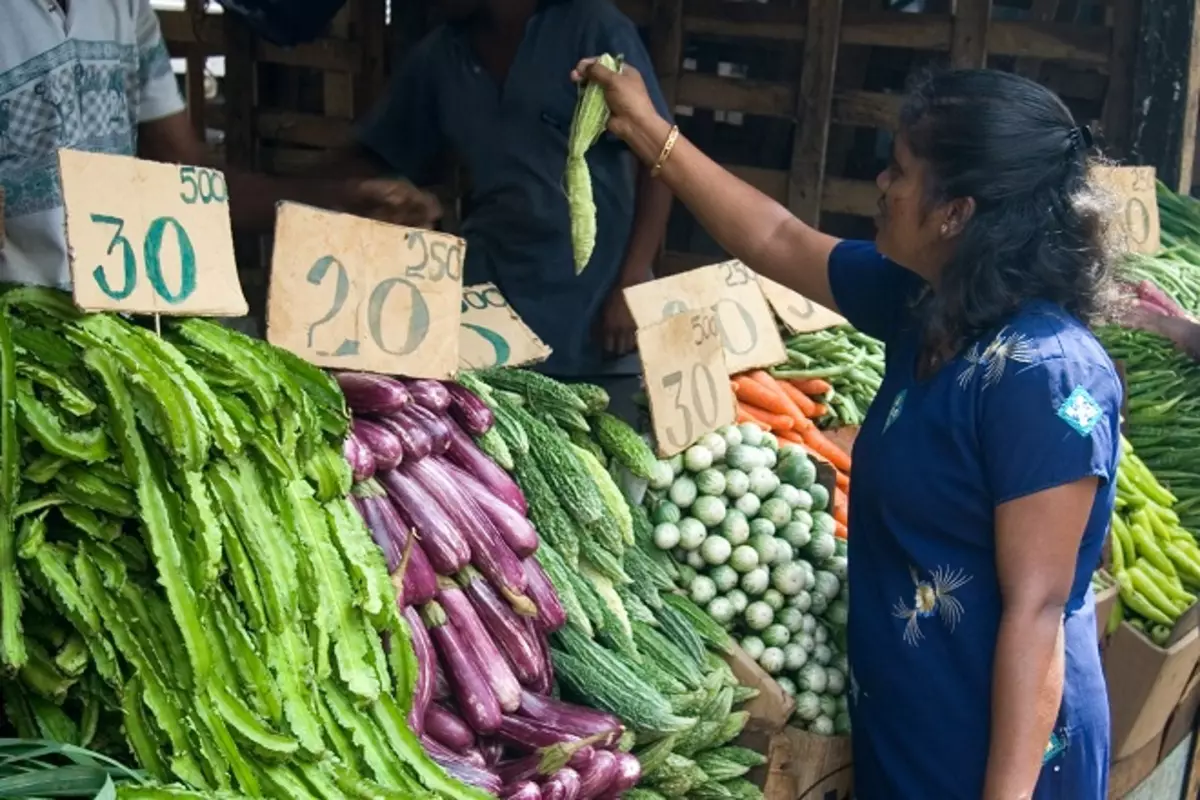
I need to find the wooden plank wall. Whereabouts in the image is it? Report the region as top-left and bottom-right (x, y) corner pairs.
(612, 0), (1142, 274)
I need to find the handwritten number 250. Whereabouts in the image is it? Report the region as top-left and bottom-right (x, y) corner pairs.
(662, 363), (720, 449)
(91, 214), (197, 304)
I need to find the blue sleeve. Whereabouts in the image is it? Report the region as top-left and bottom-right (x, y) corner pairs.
(980, 353), (1121, 505)
(585, 6), (673, 123)
(357, 41), (443, 185)
(828, 240), (925, 342)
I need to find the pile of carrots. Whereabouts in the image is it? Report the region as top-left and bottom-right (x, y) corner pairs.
(732, 370), (850, 538)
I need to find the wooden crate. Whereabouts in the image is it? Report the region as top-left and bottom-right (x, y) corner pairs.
(614, 0), (1143, 271)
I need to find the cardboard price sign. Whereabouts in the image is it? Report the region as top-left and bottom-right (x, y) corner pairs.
(757, 274), (847, 333)
(458, 283), (551, 369)
(624, 262), (786, 374)
(58, 149), (247, 316)
(1093, 165), (1161, 255)
(267, 203), (463, 379)
(638, 309), (735, 457)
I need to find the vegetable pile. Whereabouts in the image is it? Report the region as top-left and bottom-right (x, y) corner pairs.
(1108, 437), (1200, 642)
(643, 423), (850, 736)
(768, 326), (884, 429)
(0, 289), (477, 799)
(465, 368), (772, 799)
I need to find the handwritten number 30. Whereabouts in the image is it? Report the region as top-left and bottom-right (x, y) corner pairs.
(662, 363), (720, 449)
(92, 214), (197, 304)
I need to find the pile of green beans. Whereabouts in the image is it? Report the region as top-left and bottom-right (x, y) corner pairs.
(769, 325), (884, 428)
(1100, 325), (1200, 532)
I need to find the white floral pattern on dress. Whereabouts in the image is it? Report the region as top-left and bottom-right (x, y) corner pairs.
(1057, 385), (1105, 436)
(883, 389), (906, 434)
(892, 565), (973, 647)
(956, 327), (1035, 390)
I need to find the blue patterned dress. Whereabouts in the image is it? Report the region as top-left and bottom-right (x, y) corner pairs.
(828, 241), (1117, 799)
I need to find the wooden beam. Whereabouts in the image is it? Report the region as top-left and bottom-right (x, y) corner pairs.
(1013, 0), (1063, 79)
(675, 73), (794, 117)
(831, 90), (903, 130)
(255, 111), (355, 149)
(950, 0), (993, 69)
(842, 12), (951, 49)
(789, 0), (844, 224)
(821, 178), (878, 217)
(1130, 0), (1200, 191)
(988, 20), (1110, 68)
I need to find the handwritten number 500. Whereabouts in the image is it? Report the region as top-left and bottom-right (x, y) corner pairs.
(92, 214), (197, 304)
(662, 363), (720, 449)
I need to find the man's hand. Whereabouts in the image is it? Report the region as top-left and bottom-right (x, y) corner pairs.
(598, 270), (651, 357)
(344, 178), (442, 229)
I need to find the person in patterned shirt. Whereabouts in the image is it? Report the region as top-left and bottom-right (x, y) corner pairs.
(0, 0), (440, 289)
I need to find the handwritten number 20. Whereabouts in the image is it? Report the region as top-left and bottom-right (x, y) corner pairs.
(306, 255), (431, 358)
(662, 363), (720, 449)
(91, 214), (197, 304)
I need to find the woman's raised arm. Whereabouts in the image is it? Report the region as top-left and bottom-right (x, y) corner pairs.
(576, 59), (842, 310)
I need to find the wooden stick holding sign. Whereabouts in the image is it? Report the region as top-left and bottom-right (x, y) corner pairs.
(58, 149), (247, 316)
(458, 283), (551, 370)
(638, 308), (736, 457)
(1091, 165), (1161, 255)
(267, 202), (464, 379)
(624, 262), (786, 374)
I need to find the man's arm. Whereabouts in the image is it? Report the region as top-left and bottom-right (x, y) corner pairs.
(137, 115), (440, 232)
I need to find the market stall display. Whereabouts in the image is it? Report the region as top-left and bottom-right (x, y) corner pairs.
(768, 327), (884, 430)
(0, 289), (480, 799)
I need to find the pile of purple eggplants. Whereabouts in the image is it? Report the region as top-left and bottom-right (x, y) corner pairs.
(339, 372), (642, 799)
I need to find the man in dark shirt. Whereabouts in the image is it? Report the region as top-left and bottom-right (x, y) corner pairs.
(359, 0), (673, 415)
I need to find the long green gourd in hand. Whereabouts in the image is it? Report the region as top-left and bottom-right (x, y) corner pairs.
(566, 53), (623, 274)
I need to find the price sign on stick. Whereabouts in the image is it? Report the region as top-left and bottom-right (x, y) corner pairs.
(58, 149), (247, 315)
(459, 283), (552, 369)
(1092, 165), (1160, 255)
(267, 202), (464, 379)
(756, 274), (847, 333)
(624, 262), (786, 374)
(639, 309), (736, 457)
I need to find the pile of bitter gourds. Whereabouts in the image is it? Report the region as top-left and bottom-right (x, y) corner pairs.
(0, 287), (483, 799)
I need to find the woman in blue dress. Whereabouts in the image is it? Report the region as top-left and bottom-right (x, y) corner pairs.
(575, 62), (1119, 799)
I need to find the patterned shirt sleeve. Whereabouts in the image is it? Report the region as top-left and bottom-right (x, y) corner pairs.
(827, 240), (926, 343)
(134, 0), (185, 122)
(980, 351), (1121, 505)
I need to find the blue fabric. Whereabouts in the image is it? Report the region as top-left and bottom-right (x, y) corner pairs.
(828, 240), (1117, 799)
(359, 0), (671, 377)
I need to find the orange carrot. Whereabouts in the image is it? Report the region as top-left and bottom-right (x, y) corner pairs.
(777, 378), (822, 420)
(732, 376), (793, 417)
(738, 403), (795, 432)
(835, 470), (850, 492)
(810, 403), (829, 418)
(801, 426), (852, 473)
(792, 378), (833, 396)
(777, 429), (807, 446)
(735, 408), (771, 430)
(834, 519), (849, 539)
(832, 489), (849, 526)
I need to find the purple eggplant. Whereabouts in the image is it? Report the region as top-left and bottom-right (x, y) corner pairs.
(496, 737), (601, 787)
(404, 403), (453, 454)
(403, 606), (436, 736)
(336, 372), (411, 414)
(353, 418), (404, 471)
(425, 702), (477, 750)
(528, 621), (554, 695)
(503, 781), (542, 800)
(523, 559), (566, 632)
(373, 493), (438, 605)
(343, 433), (375, 482)
(516, 691), (623, 745)
(378, 413), (433, 462)
(442, 455), (538, 557)
(577, 750), (617, 800)
(404, 458), (530, 604)
(608, 753), (641, 793)
(432, 657), (450, 701)
(499, 714), (581, 751)
(567, 746), (595, 773)
(457, 566), (543, 682)
(438, 578), (522, 713)
(424, 739), (503, 793)
(443, 429), (528, 515)
(404, 378), (453, 413)
(543, 767), (581, 800)
(420, 601), (502, 734)
(378, 469), (470, 574)
(480, 738), (506, 767)
(446, 382), (495, 435)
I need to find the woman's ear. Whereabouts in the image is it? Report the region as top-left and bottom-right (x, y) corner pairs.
(940, 197), (977, 238)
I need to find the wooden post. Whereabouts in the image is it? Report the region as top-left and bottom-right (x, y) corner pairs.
(184, 0), (208, 139)
(950, 0), (992, 70)
(788, 0), (843, 226)
(1102, 0), (1140, 160)
(1130, 0), (1200, 192)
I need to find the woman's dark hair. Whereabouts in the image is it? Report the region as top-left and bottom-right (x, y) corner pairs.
(899, 69), (1119, 357)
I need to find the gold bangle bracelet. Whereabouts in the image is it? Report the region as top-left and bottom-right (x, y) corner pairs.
(651, 125), (680, 178)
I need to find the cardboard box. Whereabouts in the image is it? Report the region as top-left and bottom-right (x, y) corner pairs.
(722, 644), (795, 736)
(1105, 622), (1200, 760)
(1095, 572), (1119, 647)
(761, 727), (853, 800)
(1108, 731), (1162, 799)
(1158, 662), (1200, 762)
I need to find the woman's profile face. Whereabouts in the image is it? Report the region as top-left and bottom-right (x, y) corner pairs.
(874, 134), (950, 280)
